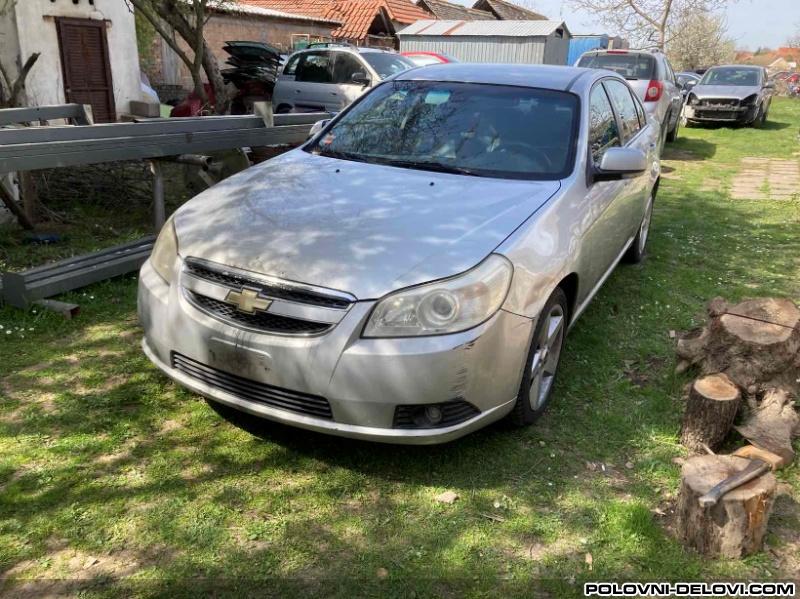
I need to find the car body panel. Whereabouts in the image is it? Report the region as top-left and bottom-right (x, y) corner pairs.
(140, 64), (661, 443)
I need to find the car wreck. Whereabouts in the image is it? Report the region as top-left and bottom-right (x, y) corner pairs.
(682, 65), (775, 128)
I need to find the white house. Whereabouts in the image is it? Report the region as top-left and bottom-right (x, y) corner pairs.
(0, 0), (141, 122)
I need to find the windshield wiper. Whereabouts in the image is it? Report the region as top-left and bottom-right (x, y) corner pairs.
(379, 159), (487, 177)
(312, 148), (370, 163)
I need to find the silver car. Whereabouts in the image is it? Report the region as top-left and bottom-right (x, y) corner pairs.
(576, 49), (682, 148)
(682, 65), (775, 128)
(272, 46), (415, 114)
(139, 64), (660, 444)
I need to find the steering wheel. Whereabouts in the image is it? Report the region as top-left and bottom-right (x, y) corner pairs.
(498, 142), (554, 171)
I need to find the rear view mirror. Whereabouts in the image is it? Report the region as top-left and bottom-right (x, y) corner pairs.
(351, 72), (371, 87)
(594, 148), (647, 182)
(307, 119), (330, 140)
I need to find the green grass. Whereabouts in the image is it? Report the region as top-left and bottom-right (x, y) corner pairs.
(1, 99), (799, 598)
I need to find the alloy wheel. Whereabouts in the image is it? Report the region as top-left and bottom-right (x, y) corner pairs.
(529, 304), (566, 411)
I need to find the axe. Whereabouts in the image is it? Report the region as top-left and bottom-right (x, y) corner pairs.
(698, 446), (787, 508)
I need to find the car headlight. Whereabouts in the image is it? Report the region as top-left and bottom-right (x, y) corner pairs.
(362, 254), (513, 338)
(150, 215), (179, 284)
(688, 94), (699, 106)
(742, 94), (758, 106)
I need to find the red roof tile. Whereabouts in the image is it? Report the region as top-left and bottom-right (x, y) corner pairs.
(241, 0), (432, 40)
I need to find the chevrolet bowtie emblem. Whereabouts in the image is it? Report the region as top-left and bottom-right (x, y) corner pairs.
(224, 288), (273, 314)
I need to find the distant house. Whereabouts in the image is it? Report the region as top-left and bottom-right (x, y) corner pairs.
(0, 0), (140, 122)
(398, 19), (571, 65)
(417, 0), (495, 21)
(416, 0), (546, 21)
(145, 2), (340, 92)
(471, 0), (547, 20)
(242, 0), (433, 48)
(737, 47), (799, 73)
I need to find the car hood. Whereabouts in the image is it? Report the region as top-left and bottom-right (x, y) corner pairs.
(691, 85), (759, 99)
(173, 151), (560, 299)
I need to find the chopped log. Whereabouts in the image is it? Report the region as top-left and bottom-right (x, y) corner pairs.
(680, 373), (741, 453)
(676, 327), (710, 367)
(735, 388), (800, 465)
(676, 455), (778, 558)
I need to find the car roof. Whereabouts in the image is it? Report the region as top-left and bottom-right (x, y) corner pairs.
(393, 63), (600, 91)
(706, 64), (762, 71)
(582, 49), (661, 59)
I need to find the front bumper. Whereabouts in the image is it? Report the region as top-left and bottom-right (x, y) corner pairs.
(683, 104), (758, 124)
(138, 258), (533, 444)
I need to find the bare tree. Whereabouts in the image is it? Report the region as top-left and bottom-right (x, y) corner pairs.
(666, 8), (736, 70)
(125, 0), (232, 115)
(787, 22), (800, 48)
(0, 0), (40, 109)
(568, 0), (731, 49)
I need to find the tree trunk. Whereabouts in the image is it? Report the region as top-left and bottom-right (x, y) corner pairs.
(675, 455), (777, 558)
(735, 388), (800, 465)
(680, 373), (741, 453)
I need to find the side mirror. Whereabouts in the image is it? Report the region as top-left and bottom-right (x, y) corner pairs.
(307, 119), (330, 140)
(593, 148), (647, 182)
(765, 81), (776, 89)
(351, 71), (371, 87)
(685, 80), (697, 89)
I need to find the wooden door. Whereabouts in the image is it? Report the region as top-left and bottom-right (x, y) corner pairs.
(56, 18), (116, 123)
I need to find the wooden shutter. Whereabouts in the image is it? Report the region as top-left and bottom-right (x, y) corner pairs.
(56, 18), (116, 123)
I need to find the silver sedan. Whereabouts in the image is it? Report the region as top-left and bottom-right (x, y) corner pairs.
(139, 64), (661, 444)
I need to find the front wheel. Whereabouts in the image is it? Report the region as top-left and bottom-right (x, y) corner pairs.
(666, 114), (679, 142)
(624, 192), (655, 264)
(508, 288), (568, 427)
(751, 105), (766, 128)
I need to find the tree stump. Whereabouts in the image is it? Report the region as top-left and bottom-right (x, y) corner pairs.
(676, 455), (778, 558)
(680, 373), (741, 453)
(703, 298), (800, 393)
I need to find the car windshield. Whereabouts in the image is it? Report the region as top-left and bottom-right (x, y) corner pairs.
(361, 53), (415, 79)
(700, 68), (760, 86)
(306, 80), (578, 180)
(577, 53), (655, 80)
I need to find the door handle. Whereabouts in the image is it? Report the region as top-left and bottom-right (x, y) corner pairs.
(330, 92), (338, 96)
(294, 89), (302, 94)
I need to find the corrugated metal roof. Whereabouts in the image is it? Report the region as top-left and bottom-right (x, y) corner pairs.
(397, 19), (570, 37)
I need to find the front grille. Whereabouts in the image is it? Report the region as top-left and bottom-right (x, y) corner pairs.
(701, 98), (740, 108)
(173, 353), (334, 420)
(187, 292), (332, 336)
(185, 261), (352, 310)
(697, 110), (740, 120)
(393, 401), (480, 429)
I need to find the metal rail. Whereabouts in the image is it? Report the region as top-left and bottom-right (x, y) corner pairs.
(0, 103), (94, 126)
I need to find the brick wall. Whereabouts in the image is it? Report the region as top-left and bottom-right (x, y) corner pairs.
(142, 12), (335, 90)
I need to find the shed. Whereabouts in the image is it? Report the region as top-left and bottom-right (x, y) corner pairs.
(567, 34), (609, 66)
(397, 20), (572, 65)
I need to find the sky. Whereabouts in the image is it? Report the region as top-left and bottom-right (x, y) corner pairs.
(450, 0), (800, 50)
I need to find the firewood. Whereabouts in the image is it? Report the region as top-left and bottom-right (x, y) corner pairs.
(735, 388), (800, 464)
(680, 373), (740, 453)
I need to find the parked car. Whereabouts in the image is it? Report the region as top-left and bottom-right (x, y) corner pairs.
(400, 51), (458, 66)
(140, 64), (660, 444)
(272, 46), (415, 113)
(682, 65), (774, 128)
(577, 48), (682, 147)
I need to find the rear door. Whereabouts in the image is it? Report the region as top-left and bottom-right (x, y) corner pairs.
(56, 18), (115, 123)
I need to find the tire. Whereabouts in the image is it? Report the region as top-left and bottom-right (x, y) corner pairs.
(666, 113), (679, 142)
(624, 190), (655, 264)
(275, 104), (293, 115)
(752, 105), (766, 128)
(508, 288), (568, 427)
(659, 120), (668, 154)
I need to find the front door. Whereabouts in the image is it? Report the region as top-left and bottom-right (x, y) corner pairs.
(56, 18), (116, 123)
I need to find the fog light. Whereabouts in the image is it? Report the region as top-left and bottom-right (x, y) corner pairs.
(424, 406), (443, 424)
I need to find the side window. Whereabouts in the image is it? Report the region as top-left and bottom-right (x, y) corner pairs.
(664, 59), (675, 84)
(284, 54), (302, 76)
(604, 79), (642, 142)
(331, 53), (367, 84)
(588, 85), (621, 165)
(296, 52), (332, 84)
(633, 94), (646, 128)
